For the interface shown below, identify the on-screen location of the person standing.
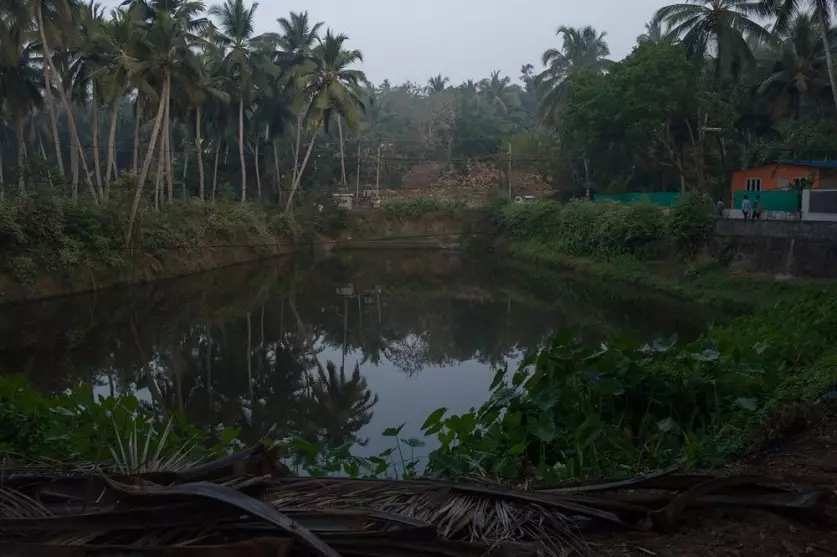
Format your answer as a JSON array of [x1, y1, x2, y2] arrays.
[[716, 198, 725, 218], [741, 194, 751, 220], [753, 195, 763, 220]]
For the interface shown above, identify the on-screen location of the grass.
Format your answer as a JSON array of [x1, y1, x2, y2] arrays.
[[505, 239, 830, 310]]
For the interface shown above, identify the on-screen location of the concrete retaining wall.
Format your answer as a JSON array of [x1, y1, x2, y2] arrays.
[[713, 219, 837, 278]]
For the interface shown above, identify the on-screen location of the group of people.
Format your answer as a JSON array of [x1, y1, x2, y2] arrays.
[[715, 194, 763, 220]]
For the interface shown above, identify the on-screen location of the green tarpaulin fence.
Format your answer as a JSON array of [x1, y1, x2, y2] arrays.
[[593, 192, 680, 206], [732, 190, 800, 213]]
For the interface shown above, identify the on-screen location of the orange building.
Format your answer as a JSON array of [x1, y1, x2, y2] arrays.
[[730, 161, 837, 203]]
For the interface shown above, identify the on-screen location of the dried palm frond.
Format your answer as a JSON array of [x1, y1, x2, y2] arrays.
[[267, 478, 597, 557]]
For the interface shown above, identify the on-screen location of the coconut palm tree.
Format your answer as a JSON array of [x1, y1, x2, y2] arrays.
[[125, 0, 207, 244], [758, 12, 832, 119], [762, 0, 837, 115], [36, 0, 102, 200], [277, 11, 323, 197], [0, 8, 42, 190], [209, 0, 275, 202], [536, 25, 612, 122], [424, 74, 449, 94], [654, 0, 773, 80], [479, 70, 514, 113], [285, 30, 367, 213], [636, 19, 674, 44], [176, 44, 229, 200]]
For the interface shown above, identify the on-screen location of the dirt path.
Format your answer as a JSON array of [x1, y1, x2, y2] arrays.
[[594, 402, 837, 557]]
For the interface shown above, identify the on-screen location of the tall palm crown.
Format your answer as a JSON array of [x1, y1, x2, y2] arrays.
[[761, 0, 837, 114], [209, 0, 271, 91], [425, 74, 449, 94], [277, 10, 322, 55], [536, 25, 612, 122], [654, 0, 773, 78], [757, 12, 833, 118], [637, 19, 674, 44], [479, 70, 514, 112], [303, 30, 367, 128]]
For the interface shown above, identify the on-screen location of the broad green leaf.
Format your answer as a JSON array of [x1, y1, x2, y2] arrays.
[[735, 397, 758, 411], [401, 438, 426, 448], [421, 408, 447, 431], [508, 442, 526, 455], [574, 417, 604, 450], [382, 423, 405, 437], [532, 415, 557, 442]]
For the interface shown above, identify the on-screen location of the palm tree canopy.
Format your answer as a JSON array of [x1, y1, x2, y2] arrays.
[[654, 0, 774, 77], [303, 29, 368, 130], [425, 74, 449, 94], [535, 25, 612, 122]]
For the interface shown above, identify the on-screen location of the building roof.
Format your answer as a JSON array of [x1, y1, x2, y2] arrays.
[[777, 160, 837, 169]]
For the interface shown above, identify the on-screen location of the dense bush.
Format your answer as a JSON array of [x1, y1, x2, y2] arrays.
[[0, 194, 294, 283], [497, 196, 711, 259], [421, 290, 837, 480]]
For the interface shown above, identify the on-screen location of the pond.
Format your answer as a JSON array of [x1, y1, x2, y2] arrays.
[[0, 250, 723, 463]]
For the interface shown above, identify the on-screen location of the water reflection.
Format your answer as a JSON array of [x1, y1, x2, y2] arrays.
[[0, 251, 724, 455]]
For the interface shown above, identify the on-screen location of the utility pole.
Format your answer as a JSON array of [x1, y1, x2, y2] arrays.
[[376, 143, 381, 200], [507, 142, 512, 198]]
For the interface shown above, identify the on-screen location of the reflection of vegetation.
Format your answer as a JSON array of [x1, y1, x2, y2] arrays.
[[421, 292, 837, 481], [0, 251, 724, 447], [302, 361, 378, 448]]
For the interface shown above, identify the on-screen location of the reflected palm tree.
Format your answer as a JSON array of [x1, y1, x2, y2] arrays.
[[301, 360, 378, 448]]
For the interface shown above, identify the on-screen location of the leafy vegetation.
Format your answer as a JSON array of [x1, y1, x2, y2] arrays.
[[496, 195, 713, 260], [2, 0, 834, 217], [0, 374, 237, 465], [420, 291, 837, 481], [0, 194, 294, 283]]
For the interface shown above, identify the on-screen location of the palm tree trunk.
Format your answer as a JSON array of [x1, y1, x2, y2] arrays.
[[154, 143, 163, 210], [106, 101, 119, 189], [196, 107, 205, 200], [238, 97, 247, 202], [132, 96, 141, 172], [41, 55, 65, 176], [246, 312, 254, 403], [254, 138, 262, 199], [165, 80, 173, 204], [92, 97, 104, 199], [15, 113, 24, 192], [126, 75, 170, 247], [212, 139, 221, 202], [38, 3, 96, 203], [337, 116, 347, 189], [273, 140, 281, 205], [818, 19, 837, 116], [292, 116, 302, 186], [285, 124, 319, 213], [71, 141, 78, 195], [38, 132, 54, 189], [182, 148, 189, 199]]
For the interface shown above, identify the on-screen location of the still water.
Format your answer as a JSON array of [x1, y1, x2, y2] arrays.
[[0, 251, 722, 459]]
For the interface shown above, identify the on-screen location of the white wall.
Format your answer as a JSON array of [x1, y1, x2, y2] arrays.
[[802, 189, 837, 222]]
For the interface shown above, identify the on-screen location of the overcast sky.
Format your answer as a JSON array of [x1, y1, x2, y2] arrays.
[[101, 0, 666, 86]]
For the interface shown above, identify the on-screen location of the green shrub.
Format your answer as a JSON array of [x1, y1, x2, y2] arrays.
[[497, 196, 711, 260], [668, 192, 714, 257]]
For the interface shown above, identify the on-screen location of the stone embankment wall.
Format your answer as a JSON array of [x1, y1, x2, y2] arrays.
[[712, 219, 837, 278]]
